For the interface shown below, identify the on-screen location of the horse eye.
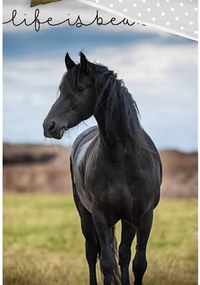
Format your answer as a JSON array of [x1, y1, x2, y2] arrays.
[[78, 87, 85, 92]]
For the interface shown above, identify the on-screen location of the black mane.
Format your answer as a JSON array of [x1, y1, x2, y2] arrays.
[[91, 63, 148, 151]]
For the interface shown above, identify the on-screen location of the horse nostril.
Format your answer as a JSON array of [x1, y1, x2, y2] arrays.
[[48, 121, 56, 132]]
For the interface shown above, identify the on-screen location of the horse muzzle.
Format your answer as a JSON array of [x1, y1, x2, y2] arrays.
[[43, 119, 67, 139]]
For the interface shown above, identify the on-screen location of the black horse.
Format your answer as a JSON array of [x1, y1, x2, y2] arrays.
[[43, 52, 162, 285]]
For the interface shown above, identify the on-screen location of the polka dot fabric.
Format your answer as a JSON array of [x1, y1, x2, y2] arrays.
[[78, 0, 198, 41]]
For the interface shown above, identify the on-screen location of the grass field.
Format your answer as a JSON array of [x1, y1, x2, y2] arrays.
[[3, 194, 198, 285]]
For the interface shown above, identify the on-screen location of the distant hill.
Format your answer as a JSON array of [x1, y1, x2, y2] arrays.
[[3, 143, 198, 199]]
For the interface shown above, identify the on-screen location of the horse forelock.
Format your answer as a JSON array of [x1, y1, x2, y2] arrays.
[[59, 65, 80, 95]]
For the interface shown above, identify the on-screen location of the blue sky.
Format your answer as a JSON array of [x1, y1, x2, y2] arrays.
[[3, 0, 198, 151]]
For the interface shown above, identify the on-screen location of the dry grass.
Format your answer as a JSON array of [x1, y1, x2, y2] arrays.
[[3, 193, 197, 285]]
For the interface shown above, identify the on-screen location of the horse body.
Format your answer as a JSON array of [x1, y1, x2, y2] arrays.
[[43, 52, 162, 285], [71, 126, 160, 227]]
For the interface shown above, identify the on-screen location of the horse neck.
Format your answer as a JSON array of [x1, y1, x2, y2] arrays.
[[93, 76, 142, 152]]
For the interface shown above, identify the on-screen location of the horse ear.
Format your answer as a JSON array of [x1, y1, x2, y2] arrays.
[[80, 52, 91, 74], [65, 53, 76, 70]]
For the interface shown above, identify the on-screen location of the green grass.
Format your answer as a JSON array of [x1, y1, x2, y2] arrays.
[[3, 194, 197, 285]]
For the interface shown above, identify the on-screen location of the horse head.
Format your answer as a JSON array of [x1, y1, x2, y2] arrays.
[[43, 52, 96, 139]]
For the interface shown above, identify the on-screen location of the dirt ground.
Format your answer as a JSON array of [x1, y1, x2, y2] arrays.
[[3, 143, 198, 199]]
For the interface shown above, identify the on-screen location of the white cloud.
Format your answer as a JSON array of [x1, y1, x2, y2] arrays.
[[88, 43, 197, 91], [4, 59, 63, 90]]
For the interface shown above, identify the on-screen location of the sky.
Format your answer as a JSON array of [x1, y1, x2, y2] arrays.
[[3, 0, 198, 151]]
